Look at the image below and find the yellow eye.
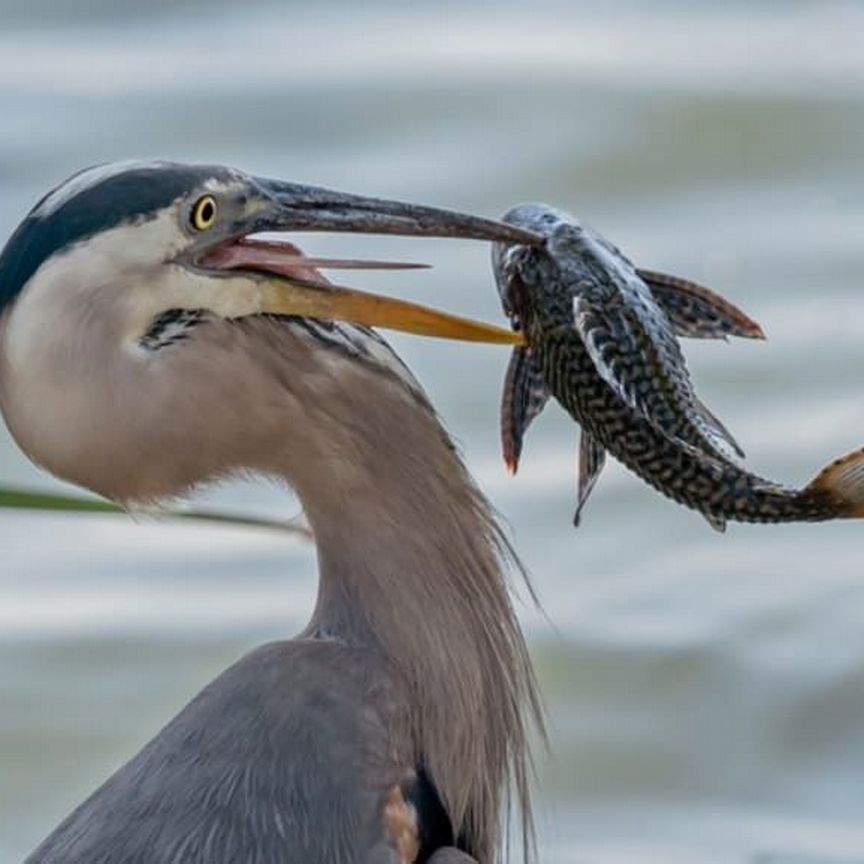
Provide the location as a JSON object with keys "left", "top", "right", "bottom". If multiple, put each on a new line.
{"left": 191, "top": 195, "right": 217, "bottom": 231}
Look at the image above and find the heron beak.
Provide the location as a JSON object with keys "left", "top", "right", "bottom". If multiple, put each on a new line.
{"left": 251, "top": 178, "right": 545, "bottom": 246}
{"left": 197, "top": 180, "right": 540, "bottom": 344}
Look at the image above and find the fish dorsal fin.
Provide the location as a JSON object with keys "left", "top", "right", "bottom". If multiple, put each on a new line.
{"left": 636, "top": 269, "right": 765, "bottom": 341}
{"left": 573, "top": 430, "right": 606, "bottom": 527}
{"left": 573, "top": 292, "right": 743, "bottom": 464}
{"left": 571, "top": 292, "right": 683, "bottom": 425}
{"left": 572, "top": 293, "right": 638, "bottom": 412}
{"left": 500, "top": 346, "right": 551, "bottom": 474}
{"left": 693, "top": 396, "right": 746, "bottom": 460}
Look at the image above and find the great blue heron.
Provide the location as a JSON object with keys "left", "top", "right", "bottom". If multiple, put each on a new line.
{"left": 0, "top": 162, "right": 545, "bottom": 864}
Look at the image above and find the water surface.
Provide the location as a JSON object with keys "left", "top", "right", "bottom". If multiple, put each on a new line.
{"left": 2, "top": 2, "right": 864, "bottom": 861}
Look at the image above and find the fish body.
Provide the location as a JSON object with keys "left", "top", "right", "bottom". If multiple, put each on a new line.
{"left": 494, "top": 203, "right": 864, "bottom": 528}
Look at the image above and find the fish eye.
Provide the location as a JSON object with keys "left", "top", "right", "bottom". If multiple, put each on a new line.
{"left": 190, "top": 195, "right": 218, "bottom": 231}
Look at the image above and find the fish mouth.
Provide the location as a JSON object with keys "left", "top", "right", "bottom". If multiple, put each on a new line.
{"left": 194, "top": 180, "right": 542, "bottom": 344}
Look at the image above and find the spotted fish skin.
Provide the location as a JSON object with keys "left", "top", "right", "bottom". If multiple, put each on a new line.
{"left": 494, "top": 203, "right": 864, "bottom": 526}
{"left": 498, "top": 207, "right": 748, "bottom": 469}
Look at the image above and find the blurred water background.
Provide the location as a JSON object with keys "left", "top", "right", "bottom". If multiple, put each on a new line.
{"left": 2, "top": 1, "right": 864, "bottom": 861}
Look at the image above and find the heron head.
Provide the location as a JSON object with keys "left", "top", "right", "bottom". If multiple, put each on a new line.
{"left": 0, "top": 161, "right": 539, "bottom": 503}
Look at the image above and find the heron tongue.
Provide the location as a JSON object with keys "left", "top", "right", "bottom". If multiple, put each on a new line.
{"left": 200, "top": 238, "right": 427, "bottom": 286}
{"left": 199, "top": 238, "right": 524, "bottom": 345}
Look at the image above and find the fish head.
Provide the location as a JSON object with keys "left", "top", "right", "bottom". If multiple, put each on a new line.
{"left": 491, "top": 241, "right": 535, "bottom": 334}
{"left": 492, "top": 203, "right": 585, "bottom": 336}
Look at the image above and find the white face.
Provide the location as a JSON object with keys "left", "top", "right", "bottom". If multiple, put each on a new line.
{"left": 0, "top": 204, "right": 223, "bottom": 501}
{"left": 4, "top": 200, "right": 279, "bottom": 361}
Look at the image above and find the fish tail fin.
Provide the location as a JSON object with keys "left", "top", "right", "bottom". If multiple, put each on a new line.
{"left": 806, "top": 446, "right": 864, "bottom": 518}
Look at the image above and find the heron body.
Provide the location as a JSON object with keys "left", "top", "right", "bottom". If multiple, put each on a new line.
{"left": 0, "top": 163, "right": 542, "bottom": 863}
{"left": 493, "top": 203, "right": 864, "bottom": 528}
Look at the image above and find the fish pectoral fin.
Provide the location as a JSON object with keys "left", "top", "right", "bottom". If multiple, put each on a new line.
{"left": 574, "top": 430, "right": 606, "bottom": 527}
{"left": 500, "top": 346, "right": 551, "bottom": 475}
{"left": 702, "top": 511, "right": 727, "bottom": 533}
{"left": 636, "top": 269, "right": 765, "bottom": 341}
{"left": 693, "top": 396, "right": 746, "bottom": 459}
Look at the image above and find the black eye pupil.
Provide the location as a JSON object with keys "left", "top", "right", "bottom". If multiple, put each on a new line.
{"left": 199, "top": 201, "right": 214, "bottom": 223}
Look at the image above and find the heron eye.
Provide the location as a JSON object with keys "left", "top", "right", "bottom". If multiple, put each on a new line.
{"left": 191, "top": 195, "right": 218, "bottom": 231}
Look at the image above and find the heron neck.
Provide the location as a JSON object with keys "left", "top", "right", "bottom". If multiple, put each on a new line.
{"left": 268, "top": 353, "right": 538, "bottom": 863}
{"left": 292, "top": 381, "right": 513, "bottom": 652}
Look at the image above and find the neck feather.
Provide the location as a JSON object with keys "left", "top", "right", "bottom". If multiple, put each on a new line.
{"left": 254, "top": 324, "right": 542, "bottom": 863}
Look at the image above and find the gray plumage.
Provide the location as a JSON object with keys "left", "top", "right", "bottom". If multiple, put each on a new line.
{"left": 0, "top": 164, "right": 544, "bottom": 864}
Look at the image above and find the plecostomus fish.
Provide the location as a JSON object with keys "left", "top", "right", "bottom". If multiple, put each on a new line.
{"left": 493, "top": 203, "right": 864, "bottom": 530}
